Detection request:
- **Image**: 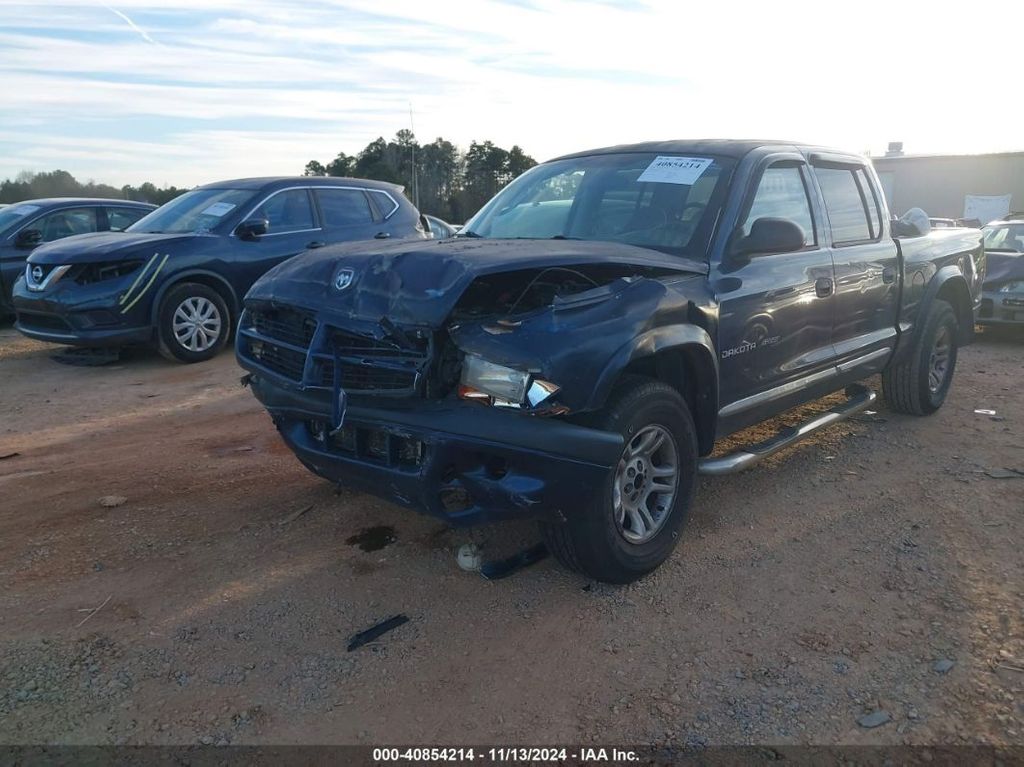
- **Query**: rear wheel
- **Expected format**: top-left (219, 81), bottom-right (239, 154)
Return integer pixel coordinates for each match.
top-left (882, 298), bottom-right (958, 415)
top-left (540, 378), bottom-right (698, 584)
top-left (157, 282), bottom-right (230, 363)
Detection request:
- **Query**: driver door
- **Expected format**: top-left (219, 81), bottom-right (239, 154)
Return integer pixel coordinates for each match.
top-left (233, 188), bottom-right (322, 292)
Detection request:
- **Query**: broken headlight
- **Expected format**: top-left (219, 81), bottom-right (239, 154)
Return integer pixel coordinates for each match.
top-left (458, 354), bottom-right (560, 409)
top-left (75, 260), bottom-right (144, 286)
top-left (459, 355), bottom-right (530, 404)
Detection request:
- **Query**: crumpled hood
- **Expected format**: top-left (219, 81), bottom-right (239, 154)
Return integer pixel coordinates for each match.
top-left (246, 237), bottom-right (707, 327)
top-left (27, 231), bottom-right (206, 265)
top-left (984, 252), bottom-right (1024, 288)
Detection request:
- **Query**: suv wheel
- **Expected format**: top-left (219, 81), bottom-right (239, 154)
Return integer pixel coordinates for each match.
top-left (157, 283), bottom-right (230, 363)
top-left (540, 378), bottom-right (698, 584)
top-left (882, 298), bottom-right (958, 415)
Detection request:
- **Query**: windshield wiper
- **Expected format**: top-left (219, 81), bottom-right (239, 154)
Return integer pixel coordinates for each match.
top-left (550, 234), bottom-right (581, 240)
top-left (455, 229), bottom-right (482, 238)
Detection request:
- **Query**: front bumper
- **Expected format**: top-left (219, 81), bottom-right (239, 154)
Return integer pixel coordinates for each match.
top-left (246, 371), bottom-right (624, 526)
top-left (976, 289), bottom-right (1024, 326)
top-left (12, 277), bottom-right (153, 347)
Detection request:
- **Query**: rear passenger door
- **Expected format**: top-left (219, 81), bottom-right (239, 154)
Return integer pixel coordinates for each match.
top-left (314, 187), bottom-right (385, 244)
top-left (714, 155), bottom-right (837, 414)
top-left (810, 158), bottom-right (899, 372)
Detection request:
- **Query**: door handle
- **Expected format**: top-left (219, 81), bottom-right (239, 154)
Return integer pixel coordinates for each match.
top-left (882, 266), bottom-right (896, 284)
top-left (815, 277), bottom-right (834, 298)
top-left (306, 240), bottom-right (326, 249)
top-left (374, 232), bottom-right (391, 240)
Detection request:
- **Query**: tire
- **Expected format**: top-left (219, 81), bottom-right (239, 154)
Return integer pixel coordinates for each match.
top-left (882, 298), bottom-right (958, 415)
top-left (156, 282), bottom-right (231, 363)
top-left (540, 378), bottom-right (698, 584)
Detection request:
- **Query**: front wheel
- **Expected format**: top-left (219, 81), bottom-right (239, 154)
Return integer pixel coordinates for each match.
top-left (882, 298), bottom-right (958, 415)
top-left (156, 283), bottom-right (230, 363)
top-left (540, 379), bottom-right (698, 584)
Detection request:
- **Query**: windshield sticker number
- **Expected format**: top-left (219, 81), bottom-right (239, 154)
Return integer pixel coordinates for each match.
top-left (638, 156), bottom-right (713, 186)
top-left (200, 202), bottom-right (237, 217)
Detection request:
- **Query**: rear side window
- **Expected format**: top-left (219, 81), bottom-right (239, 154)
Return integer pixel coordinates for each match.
top-left (855, 168), bottom-right (883, 238)
top-left (253, 189), bottom-right (315, 234)
top-left (316, 189), bottom-right (374, 226)
top-left (107, 206), bottom-right (148, 231)
top-left (815, 167), bottom-right (873, 244)
top-left (743, 165), bottom-right (816, 247)
top-left (33, 207), bottom-right (99, 242)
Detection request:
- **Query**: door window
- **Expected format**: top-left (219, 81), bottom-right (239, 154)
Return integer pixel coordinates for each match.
top-left (253, 189), bottom-right (315, 234)
top-left (855, 168), bottom-right (883, 238)
top-left (815, 167), bottom-right (873, 244)
top-left (107, 207), bottom-right (149, 231)
top-left (316, 189), bottom-right (374, 227)
top-left (32, 207), bottom-right (100, 242)
top-left (742, 165), bottom-right (816, 247)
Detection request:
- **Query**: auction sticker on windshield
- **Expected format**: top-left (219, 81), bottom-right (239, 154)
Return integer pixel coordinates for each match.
top-left (638, 156), bottom-right (712, 185)
top-left (201, 202), bottom-right (236, 217)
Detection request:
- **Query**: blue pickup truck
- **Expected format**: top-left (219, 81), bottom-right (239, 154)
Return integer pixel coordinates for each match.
top-left (236, 140), bottom-right (983, 583)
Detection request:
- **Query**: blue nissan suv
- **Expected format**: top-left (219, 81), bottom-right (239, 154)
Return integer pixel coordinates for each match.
top-left (0, 198), bottom-right (155, 315)
top-left (13, 177), bottom-right (425, 362)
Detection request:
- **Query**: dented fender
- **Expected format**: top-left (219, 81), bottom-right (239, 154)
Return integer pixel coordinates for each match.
top-left (450, 276), bottom-right (695, 412)
top-left (588, 323), bottom-right (719, 411)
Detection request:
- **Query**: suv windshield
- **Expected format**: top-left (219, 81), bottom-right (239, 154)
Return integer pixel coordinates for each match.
top-left (982, 223), bottom-right (1024, 252)
top-left (128, 188), bottom-right (254, 234)
top-left (460, 152), bottom-right (734, 257)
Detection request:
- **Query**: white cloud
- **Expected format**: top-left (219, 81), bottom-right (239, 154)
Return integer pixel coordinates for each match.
top-left (0, 0), bottom-right (1020, 186)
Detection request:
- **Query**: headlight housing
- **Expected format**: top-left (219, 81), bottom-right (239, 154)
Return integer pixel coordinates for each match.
top-left (459, 355), bottom-right (531, 405)
top-left (458, 354), bottom-right (561, 409)
top-left (75, 260), bottom-right (144, 285)
top-left (999, 281), bottom-right (1024, 293)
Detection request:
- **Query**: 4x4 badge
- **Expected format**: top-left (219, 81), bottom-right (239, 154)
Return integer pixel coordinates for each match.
top-left (334, 268), bottom-right (355, 291)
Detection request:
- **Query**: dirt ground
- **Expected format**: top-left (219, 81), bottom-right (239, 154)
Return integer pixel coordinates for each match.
top-left (0, 323), bottom-right (1022, 748)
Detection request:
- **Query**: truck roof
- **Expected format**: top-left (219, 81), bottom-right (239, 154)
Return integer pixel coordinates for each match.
top-left (551, 139), bottom-right (855, 163)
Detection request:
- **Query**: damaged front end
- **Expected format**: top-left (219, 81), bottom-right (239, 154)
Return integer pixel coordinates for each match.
top-left (236, 238), bottom-right (705, 525)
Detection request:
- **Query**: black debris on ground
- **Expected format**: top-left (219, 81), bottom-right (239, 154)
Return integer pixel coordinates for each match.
top-left (51, 347), bottom-right (122, 367)
top-left (347, 614), bottom-right (409, 652)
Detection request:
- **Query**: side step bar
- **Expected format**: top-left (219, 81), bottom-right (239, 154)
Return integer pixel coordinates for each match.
top-left (698, 384), bottom-right (877, 476)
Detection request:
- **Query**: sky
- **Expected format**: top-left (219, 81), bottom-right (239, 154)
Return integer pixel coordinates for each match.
top-left (1, 0), bottom-right (1020, 188)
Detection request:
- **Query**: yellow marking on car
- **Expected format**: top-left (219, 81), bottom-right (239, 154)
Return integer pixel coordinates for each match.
top-left (119, 252), bottom-right (158, 306)
top-left (120, 253), bottom-right (168, 314)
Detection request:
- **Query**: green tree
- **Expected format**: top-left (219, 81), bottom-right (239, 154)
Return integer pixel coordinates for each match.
top-left (0, 170), bottom-right (186, 205)
top-left (304, 160), bottom-right (327, 176)
top-left (325, 152), bottom-right (354, 177)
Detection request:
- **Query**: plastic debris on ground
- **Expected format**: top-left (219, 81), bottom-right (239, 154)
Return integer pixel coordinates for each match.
top-left (456, 543), bottom-right (483, 572)
top-left (51, 347), bottom-right (122, 367)
top-left (347, 614), bottom-right (409, 652)
top-left (480, 543), bottom-right (548, 580)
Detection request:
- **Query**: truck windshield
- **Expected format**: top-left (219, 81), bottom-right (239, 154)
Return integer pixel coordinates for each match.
top-left (982, 224), bottom-right (1024, 253)
top-left (128, 188), bottom-right (254, 234)
top-left (460, 152), bottom-right (733, 258)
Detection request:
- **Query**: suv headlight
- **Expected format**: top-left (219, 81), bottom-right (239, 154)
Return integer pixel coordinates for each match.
top-left (458, 354), bottom-right (561, 409)
top-left (999, 281), bottom-right (1024, 293)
